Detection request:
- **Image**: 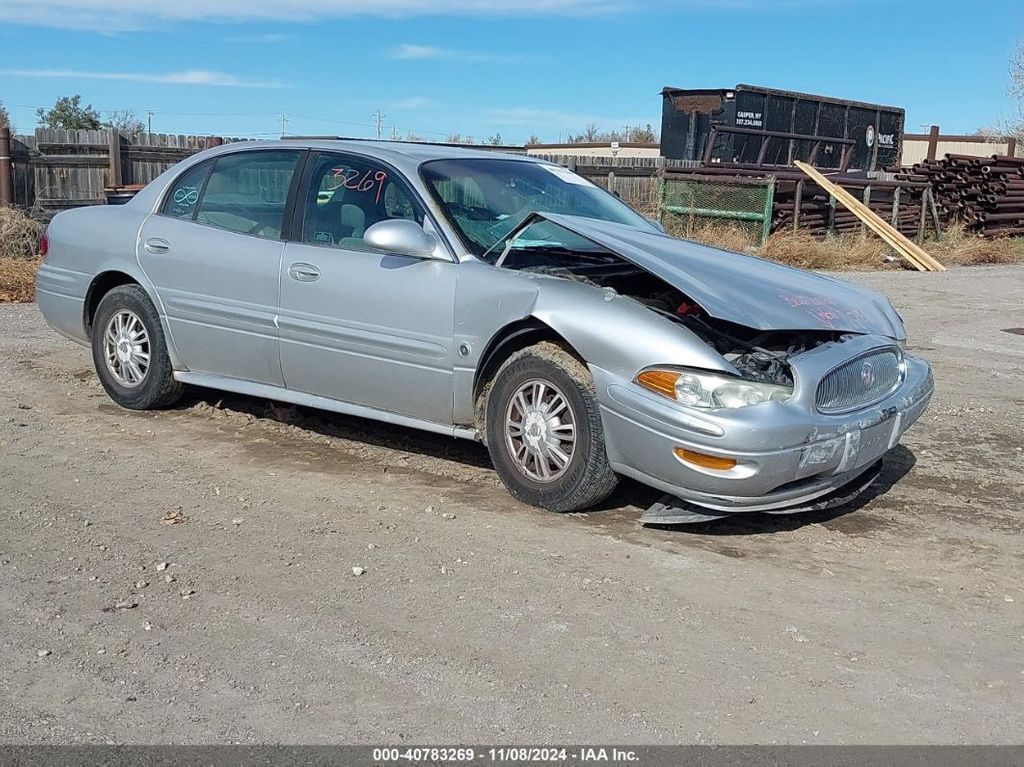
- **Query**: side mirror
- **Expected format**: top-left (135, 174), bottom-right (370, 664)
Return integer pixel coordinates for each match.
top-left (647, 218), bottom-right (666, 234)
top-left (363, 219), bottom-right (438, 259)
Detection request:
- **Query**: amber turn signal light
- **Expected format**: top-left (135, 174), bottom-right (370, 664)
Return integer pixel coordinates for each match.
top-left (674, 448), bottom-right (737, 471)
top-left (636, 369), bottom-right (680, 399)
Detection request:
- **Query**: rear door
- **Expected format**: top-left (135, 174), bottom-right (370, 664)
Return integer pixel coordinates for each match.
top-left (277, 151), bottom-right (458, 425)
top-left (137, 149), bottom-right (303, 385)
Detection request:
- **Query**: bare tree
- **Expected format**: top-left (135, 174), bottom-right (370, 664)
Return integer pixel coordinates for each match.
top-left (104, 110), bottom-right (146, 135)
top-left (526, 134), bottom-right (542, 146)
top-left (0, 99), bottom-right (11, 132)
top-left (1009, 42), bottom-right (1024, 142)
top-left (980, 42), bottom-right (1024, 149)
top-left (567, 122), bottom-right (658, 144)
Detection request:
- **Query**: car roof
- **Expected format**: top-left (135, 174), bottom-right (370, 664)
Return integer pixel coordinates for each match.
top-left (213, 138), bottom-right (543, 166)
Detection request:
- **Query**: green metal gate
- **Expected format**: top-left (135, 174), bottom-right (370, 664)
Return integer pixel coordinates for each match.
top-left (659, 174), bottom-right (776, 246)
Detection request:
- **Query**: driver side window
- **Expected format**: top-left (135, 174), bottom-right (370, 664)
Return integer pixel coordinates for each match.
top-left (300, 153), bottom-right (424, 250)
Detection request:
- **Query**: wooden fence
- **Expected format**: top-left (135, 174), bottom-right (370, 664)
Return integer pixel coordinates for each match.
top-left (0, 133), bottom-right (935, 241)
top-left (6, 129), bottom-right (240, 212)
top-left (531, 154), bottom-right (701, 216)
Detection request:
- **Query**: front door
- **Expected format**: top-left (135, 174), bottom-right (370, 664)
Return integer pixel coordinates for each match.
top-left (277, 151), bottom-right (458, 425)
top-left (137, 149), bottom-right (302, 386)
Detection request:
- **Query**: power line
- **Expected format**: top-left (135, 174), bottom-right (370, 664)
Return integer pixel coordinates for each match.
top-left (372, 109), bottom-right (386, 141)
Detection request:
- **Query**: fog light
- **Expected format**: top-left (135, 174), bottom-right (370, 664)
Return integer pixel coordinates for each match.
top-left (674, 448), bottom-right (737, 471)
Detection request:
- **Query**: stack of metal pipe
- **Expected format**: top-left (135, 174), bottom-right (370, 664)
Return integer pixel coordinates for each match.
top-left (900, 153), bottom-right (1024, 237)
top-left (772, 178), bottom-right (928, 238)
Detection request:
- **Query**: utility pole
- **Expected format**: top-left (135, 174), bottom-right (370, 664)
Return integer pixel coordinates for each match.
top-left (372, 110), bottom-right (386, 140)
top-left (280, 110), bottom-right (289, 137)
top-left (146, 110), bottom-right (154, 135)
top-left (391, 124), bottom-right (400, 141)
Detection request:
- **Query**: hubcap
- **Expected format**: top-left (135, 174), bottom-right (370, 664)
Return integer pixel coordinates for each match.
top-left (504, 379), bottom-right (577, 483)
top-left (103, 310), bottom-right (150, 388)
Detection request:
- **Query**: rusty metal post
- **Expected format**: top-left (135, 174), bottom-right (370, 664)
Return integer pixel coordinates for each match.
top-left (917, 187), bottom-right (928, 244)
top-left (926, 125), bottom-right (940, 162)
top-left (792, 179), bottom-right (804, 231)
top-left (0, 127), bottom-right (13, 206)
top-left (861, 185), bottom-right (871, 239)
top-left (1008, 136), bottom-right (1018, 158)
top-left (107, 129), bottom-right (123, 189)
top-left (208, 136), bottom-right (224, 148)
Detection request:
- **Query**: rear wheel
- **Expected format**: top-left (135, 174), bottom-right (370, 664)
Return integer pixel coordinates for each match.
top-left (485, 342), bottom-right (618, 512)
top-left (91, 284), bottom-right (183, 410)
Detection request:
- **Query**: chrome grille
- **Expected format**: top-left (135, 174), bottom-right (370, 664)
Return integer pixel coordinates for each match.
top-left (816, 349), bottom-right (902, 413)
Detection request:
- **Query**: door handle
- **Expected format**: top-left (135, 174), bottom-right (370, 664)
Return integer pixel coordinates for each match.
top-left (144, 237), bottom-right (170, 254)
top-left (288, 263), bottom-right (321, 282)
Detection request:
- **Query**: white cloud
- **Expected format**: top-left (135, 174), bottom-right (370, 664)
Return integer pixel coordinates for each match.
top-left (390, 44), bottom-right (522, 63)
top-left (0, 0), bottom-right (631, 31)
top-left (2, 68), bottom-right (286, 88)
top-left (222, 32), bottom-right (290, 43)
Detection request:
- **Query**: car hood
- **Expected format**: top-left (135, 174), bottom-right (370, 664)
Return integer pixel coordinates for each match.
top-left (535, 213), bottom-right (906, 339)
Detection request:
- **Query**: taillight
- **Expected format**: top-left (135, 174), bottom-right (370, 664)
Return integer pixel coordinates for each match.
top-left (39, 233), bottom-right (49, 257)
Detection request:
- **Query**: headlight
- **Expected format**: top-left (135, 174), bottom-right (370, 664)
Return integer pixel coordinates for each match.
top-left (636, 368), bottom-right (792, 409)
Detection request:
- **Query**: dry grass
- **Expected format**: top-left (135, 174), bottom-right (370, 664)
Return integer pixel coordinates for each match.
top-left (0, 256), bottom-right (41, 302)
top-left (663, 216), bottom-right (1024, 271)
top-left (0, 206), bottom-right (44, 260)
top-left (0, 207), bottom-right (44, 302)
top-left (925, 224), bottom-right (1024, 266)
top-left (762, 230), bottom-right (893, 271)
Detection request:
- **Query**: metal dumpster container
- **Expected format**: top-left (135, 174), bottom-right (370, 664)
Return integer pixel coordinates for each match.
top-left (661, 84), bottom-right (905, 172)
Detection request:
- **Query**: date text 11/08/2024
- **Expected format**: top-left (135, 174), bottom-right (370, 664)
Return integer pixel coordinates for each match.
top-left (372, 747), bottom-right (639, 763)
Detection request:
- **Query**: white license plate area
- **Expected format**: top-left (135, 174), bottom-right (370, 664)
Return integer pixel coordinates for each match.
top-left (854, 417), bottom-right (899, 468)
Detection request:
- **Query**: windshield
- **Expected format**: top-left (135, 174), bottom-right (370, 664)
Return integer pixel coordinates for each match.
top-left (420, 158), bottom-right (653, 257)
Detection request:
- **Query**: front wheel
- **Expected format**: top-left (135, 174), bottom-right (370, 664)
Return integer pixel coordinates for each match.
top-left (91, 284), bottom-right (184, 410)
top-left (484, 342), bottom-right (618, 512)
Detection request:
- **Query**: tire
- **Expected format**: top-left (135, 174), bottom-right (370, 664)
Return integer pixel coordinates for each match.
top-left (91, 284), bottom-right (184, 410)
top-left (484, 342), bottom-right (618, 512)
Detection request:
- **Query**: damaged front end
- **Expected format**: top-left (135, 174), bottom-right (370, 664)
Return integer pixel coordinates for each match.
top-left (490, 213), bottom-right (933, 523)
top-left (490, 212), bottom-right (850, 393)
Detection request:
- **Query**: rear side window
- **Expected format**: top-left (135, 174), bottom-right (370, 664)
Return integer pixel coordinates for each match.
top-left (194, 150), bottom-right (301, 240)
top-left (162, 159), bottom-right (212, 220)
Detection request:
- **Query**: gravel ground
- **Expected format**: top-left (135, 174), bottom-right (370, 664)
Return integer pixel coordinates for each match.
top-left (1, 265), bottom-right (1022, 744)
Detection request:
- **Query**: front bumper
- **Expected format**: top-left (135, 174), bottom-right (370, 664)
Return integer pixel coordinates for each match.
top-left (594, 339), bottom-right (934, 514)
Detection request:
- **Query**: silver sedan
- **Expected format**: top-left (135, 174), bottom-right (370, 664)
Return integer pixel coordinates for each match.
top-left (36, 140), bottom-right (933, 523)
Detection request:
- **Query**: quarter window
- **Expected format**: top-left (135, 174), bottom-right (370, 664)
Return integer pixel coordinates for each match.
top-left (194, 150), bottom-right (300, 240)
top-left (301, 153), bottom-right (423, 250)
top-left (162, 159), bottom-right (212, 220)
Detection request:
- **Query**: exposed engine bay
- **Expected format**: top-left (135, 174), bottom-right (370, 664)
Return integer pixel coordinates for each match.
top-left (506, 248), bottom-right (846, 387)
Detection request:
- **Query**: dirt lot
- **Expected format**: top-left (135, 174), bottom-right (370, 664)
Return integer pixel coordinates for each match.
top-left (1, 266), bottom-right (1022, 744)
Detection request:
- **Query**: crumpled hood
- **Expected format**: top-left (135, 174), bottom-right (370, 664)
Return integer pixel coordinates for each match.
top-left (537, 213), bottom-right (906, 339)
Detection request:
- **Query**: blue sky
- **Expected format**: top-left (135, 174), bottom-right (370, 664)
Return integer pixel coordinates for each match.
top-left (1, 0), bottom-right (1022, 144)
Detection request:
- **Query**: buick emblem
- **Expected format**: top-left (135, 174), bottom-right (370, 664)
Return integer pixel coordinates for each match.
top-left (861, 361), bottom-right (876, 389)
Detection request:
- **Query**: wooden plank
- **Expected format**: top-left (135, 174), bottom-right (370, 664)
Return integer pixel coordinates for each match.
top-left (796, 163), bottom-right (932, 271)
top-left (29, 156), bottom-right (108, 168)
top-left (794, 161), bottom-right (945, 272)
